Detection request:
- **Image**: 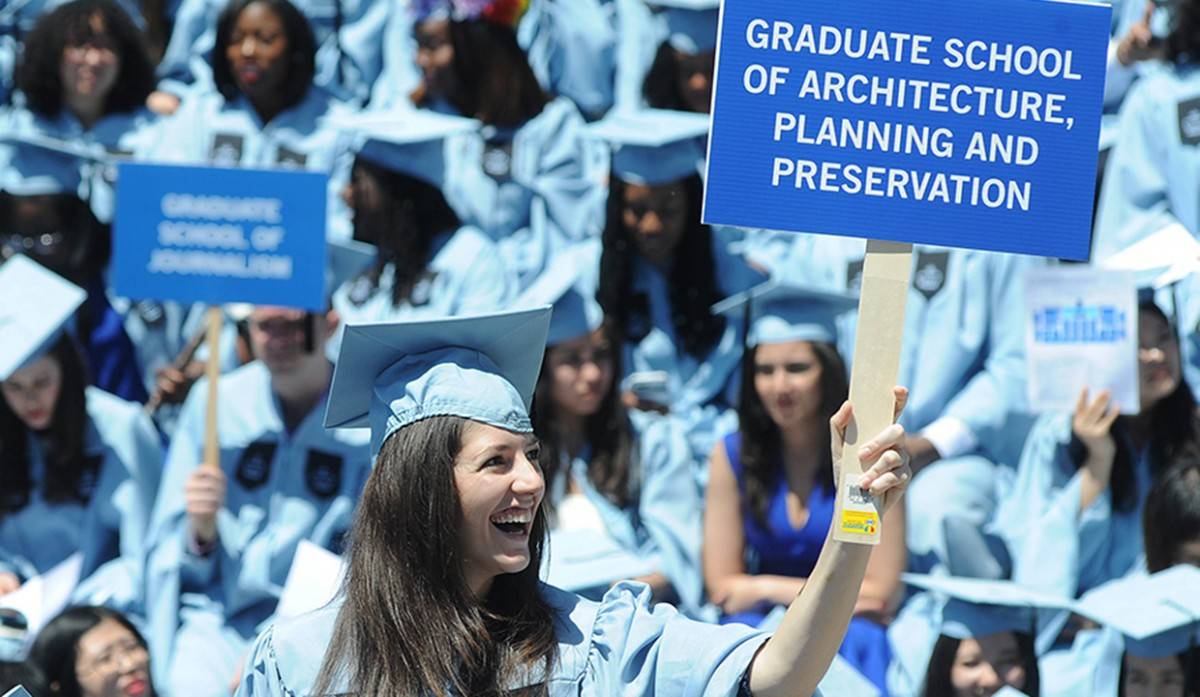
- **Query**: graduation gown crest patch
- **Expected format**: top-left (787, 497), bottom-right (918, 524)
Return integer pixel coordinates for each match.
top-left (913, 251), bottom-right (949, 301)
top-left (1179, 97), bottom-right (1200, 147)
top-left (236, 441), bottom-right (277, 490)
top-left (305, 451), bottom-right (343, 499)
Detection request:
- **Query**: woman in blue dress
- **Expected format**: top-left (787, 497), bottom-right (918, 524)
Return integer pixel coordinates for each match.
top-left (521, 245), bottom-right (704, 614)
top-left (2, 0), bottom-right (159, 222)
top-left (410, 0), bottom-right (604, 289)
top-left (236, 306), bottom-right (915, 696)
top-left (0, 257), bottom-right (160, 603)
top-left (702, 281), bottom-right (904, 694)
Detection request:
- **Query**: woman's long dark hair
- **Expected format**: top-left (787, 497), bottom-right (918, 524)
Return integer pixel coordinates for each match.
top-left (1144, 460), bottom-right (1200, 573)
top-left (348, 158), bottom-right (460, 309)
top-left (922, 633), bottom-right (1041, 697)
top-left (597, 175), bottom-right (726, 360)
top-left (313, 416), bottom-right (558, 696)
top-left (1167, 0), bottom-right (1200, 64)
top-left (0, 335), bottom-right (91, 515)
top-left (1072, 303), bottom-right (1200, 512)
top-left (427, 18), bottom-right (548, 127)
top-left (28, 605), bottom-right (152, 697)
top-left (211, 0), bottom-right (317, 110)
top-left (736, 341), bottom-right (847, 526)
top-left (17, 0), bottom-right (156, 119)
top-left (530, 321), bottom-right (637, 509)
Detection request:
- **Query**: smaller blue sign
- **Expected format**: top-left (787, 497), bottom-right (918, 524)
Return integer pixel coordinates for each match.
top-left (702, 0), bottom-right (1111, 261)
top-left (113, 163), bottom-right (328, 311)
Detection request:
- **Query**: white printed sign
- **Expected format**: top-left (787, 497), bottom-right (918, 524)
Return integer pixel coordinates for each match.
top-left (1025, 267), bottom-right (1138, 414)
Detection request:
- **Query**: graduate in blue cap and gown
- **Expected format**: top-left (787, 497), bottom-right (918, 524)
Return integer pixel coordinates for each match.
top-left (991, 294), bottom-right (1200, 655)
top-left (704, 280), bottom-right (902, 693)
top-left (613, 0), bottom-right (716, 113)
top-left (139, 299), bottom-right (371, 697)
top-left (139, 0), bottom-right (353, 233)
top-left (0, 255), bottom-right (160, 603)
top-left (154, 0), bottom-right (402, 108)
top-left (887, 574), bottom-right (1055, 697)
top-left (1066, 566), bottom-right (1200, 697)
top-left (750, 232), bottom-right (1037, 579)
top-left (517, 0), bottom-right (617, 120)
top-left (234, 305), bottom-right (916, 696)
top-left (409, 0), bottom-right (607, 289)
top-left (0, 0), bottom-right (159, 223)
top-left (517, 241), bottom-right (705, 616)
top-left (590, 108), bottom-right (765, 471)
top-left (0, 170), bottom-right (147, 404)
top-left (330, 110), bottom-right (515, 328)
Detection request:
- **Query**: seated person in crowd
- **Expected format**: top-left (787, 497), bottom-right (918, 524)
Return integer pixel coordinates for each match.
top-left (331, 112), bottom-right (514, 327)
top-left (992, 295), bottom-right (1200, 650)
top-left (1, 0), bottom-right (159, 223)
top-left (0, 179), bottom-right (146, 403)
top-left (520, 243), bottom-right (704, 615)
top-left (752, 234), bottom-right (1037, 578)
top-left (29, 605), bottom-right (156, 697)
top-left (155, 0), bottom-right (403, 108)
top-left (0, 256), bottom-right (160, 603)
top-left (703, 281), bottom-right (902, 692)
top-left (592, 109), bottom-right (764, 471)
top-left (411, 0), bottom-right (605, 289)
top-left (613, 0), bottom-right (716, 113)
top-left (140, 304), bottom-right (371, 697)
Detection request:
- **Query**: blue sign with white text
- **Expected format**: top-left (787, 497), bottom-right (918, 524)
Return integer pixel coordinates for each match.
top-left (702, 0), bottom-right (1111, 261)
top-left (113, 163), bottom-right (328, 311)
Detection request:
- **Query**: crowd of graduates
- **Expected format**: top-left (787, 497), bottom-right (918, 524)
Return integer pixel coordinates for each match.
top-left (1, 0), bottom-right (1200, 695)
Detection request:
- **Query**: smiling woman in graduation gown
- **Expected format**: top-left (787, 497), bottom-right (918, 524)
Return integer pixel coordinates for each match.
top-left (234, 306), bottom-right (914, 697)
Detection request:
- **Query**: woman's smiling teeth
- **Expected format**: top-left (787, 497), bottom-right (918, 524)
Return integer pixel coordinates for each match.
top-left (490, 508), bottom-right (532, 535)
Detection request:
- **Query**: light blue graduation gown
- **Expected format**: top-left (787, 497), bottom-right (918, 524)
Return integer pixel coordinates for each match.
top-left (0, 105), bottom-right (159, 222)
top-left (550, 410), bottom-right (703, 616)
top-left (441, 97), bottom-right (608, 290)
top-left (623, 239), bottom-right (763, 472)
top-left (141, 361), bottom-right (371, 697)
top-left (236, 582), bottom-right (771, 697)
top-left (612, 0), bottom-right (665, 112)
top-left (991, 412), bottom-right (1150, 650)
top-left (156, 0), bottom-right (401, 106)
top-left (331, 225), bottom-right (515, 328)
top-left (518, 0), bottom-right (617, 119)
top-left (1094, 66), bottom-right (1200, 262)
top-left (0, 388), bottom-right (160, 596)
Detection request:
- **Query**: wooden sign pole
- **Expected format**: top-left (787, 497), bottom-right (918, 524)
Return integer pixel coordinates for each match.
top-left (202, 307), bottom-right (223, 468)
top-left (832, 240), bottom-right (913, 545)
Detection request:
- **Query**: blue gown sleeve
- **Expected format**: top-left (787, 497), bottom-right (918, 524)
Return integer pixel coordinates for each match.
top-left (612, 0), bottom-right (661, 112)
top-left (517, 0), bottom-right (616, 119)
top-left (367, 0), bottom-right (420, 109)
top-left (235, 625), bottom-right (287, 697)
top-left (939, 253), bottom-right (1036, 442)
top-left (453, 230), bottom-right (517, 314)
top-left (583, 582), bottom-right (770, 696)
top-left (631, 412), bottom-right (704, 615)
top-left (1094, 75), bottom-right (1178, 261)
top-left (155, 0), bottom-right (218, 97)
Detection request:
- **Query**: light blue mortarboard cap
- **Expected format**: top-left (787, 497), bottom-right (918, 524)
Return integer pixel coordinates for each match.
top-left (1074, 566), bottom-right (1200, 659)
top-left (326, 238), bottom-right (376, 300)
top-left (712, 279), bottom-right (858, 347)
top-left (904, 573), bottom-right (1074, 641)
top-left (0, 132), bottom-right (91, 196)
top-left (0, 255), bottom-right (87, 380)
top-left (651, 0), bottom-right (719, 54)
top-left (329, 110), bottom-right (480, 191)
top-left (588, 109), bottom-right (709, 186)
top-left (513, 240), bottom-right (603, 347)
top-left (325, 307), bottom-right (551, 457)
